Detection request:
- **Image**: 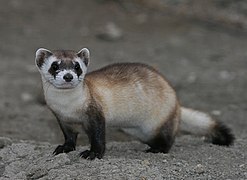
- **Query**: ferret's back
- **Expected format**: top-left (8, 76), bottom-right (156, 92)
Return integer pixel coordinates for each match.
top-left (86, 63), bottom-right (166, 84)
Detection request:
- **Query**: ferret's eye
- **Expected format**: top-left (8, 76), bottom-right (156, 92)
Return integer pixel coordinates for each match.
top-left (51, 62), bottom-right (59, 71)
top-left (74, 63), bottom-right (80, 70)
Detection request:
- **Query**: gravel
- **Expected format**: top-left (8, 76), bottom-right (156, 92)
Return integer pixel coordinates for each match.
top-left (0, 138), bottom-right (246, 179)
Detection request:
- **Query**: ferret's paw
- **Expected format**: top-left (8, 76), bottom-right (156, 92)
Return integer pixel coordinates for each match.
top-left (53, 144), bottom-right (75, 155)
top-left (79, 150), bottom-right (103, 160)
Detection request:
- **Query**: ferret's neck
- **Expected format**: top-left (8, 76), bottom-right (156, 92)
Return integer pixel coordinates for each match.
top-left (42, 78), bottom-right (90, 109)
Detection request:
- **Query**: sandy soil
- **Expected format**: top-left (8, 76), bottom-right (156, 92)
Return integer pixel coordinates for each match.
top-left (0, 0), bottom-right (246, 179)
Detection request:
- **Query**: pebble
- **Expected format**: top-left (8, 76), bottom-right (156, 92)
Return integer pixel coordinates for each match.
top-left (162, 159), bottom-right (168, 163)
top-left (244, 172), bottom-right (247, 177)
top-left (239, 164), bottom-right (245, 168)
top-left (97, 22), bottom-right (123, 41)
top-left (194, 164), bottom-right (205, 174)
top-left (211, 110), bottom-right (222, 116)
top-left (219, 70), bottom-right (235, 80)
top-left (142, 159), bottom-right (150, 166)
top-left (187, 72), bottom-right (197, 83)
top-left (21, 92), bottom-right (33, 102)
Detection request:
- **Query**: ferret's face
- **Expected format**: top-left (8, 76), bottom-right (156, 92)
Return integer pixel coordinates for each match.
top-left (35, 48), bottom-right (90, 89)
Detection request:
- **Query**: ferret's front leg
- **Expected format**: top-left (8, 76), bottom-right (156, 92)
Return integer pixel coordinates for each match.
top-left (53, 117), bottom-right (78, 155)
top-left (80, 104), bottom-right (105, 160)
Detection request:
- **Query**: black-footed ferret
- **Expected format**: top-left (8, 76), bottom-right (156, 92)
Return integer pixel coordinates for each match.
top-left (35, 48), bottom-right (234, 160)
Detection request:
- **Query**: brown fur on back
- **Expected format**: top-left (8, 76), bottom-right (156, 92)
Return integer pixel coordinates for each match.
top-left (86, 63), bottom-right (164, 82)
top-left (84, 63), bottom-right (178, 140)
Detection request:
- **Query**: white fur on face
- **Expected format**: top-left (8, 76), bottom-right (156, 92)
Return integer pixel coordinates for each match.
top-left (51, 69), bottom-right (81, 89)
top-left (40, 56), bottom-right (87, 89)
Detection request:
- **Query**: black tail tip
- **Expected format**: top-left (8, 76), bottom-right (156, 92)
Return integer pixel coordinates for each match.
top-left (209, 122), bottom-right (235, 146)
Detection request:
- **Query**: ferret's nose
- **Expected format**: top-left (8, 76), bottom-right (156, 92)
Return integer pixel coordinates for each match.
top-left (63, 73), bottom-right (73, 82)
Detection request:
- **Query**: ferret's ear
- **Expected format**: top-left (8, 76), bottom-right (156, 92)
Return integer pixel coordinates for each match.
top-left (77, 48), bottom-right (90, 67)
top-left (35, 48), bottom-right (53, 69)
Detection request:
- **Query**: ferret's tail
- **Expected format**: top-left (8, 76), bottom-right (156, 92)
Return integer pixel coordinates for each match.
top-left (180, 107), bottom-right (234, 146)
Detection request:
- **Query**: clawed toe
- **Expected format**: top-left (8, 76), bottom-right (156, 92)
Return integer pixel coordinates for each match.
top-left (79, 150), bottom-right (103, 160)
top-left (53, 144), bottom-right (75, 155)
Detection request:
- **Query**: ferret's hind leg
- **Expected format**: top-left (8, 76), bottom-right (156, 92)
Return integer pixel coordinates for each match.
top-left (122, 122), bottom-right (175, 153)
top-left (144, 116), bottom-right (178, 154)
top-left (144, 128), bottom-right (174, 153)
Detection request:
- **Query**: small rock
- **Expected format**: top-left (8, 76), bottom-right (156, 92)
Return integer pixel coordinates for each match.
top-left (239, 164), bottom-right (245, 168)
top-left (162, 159), bottom-right (167, 163)
top-left (219, 70), bottom-right (235, 80)
top-left (97, 22), bottom-right (123, 41)
top-left (187, 72), bottom-right (197, 83)
top-left (140, 177), bottom-right (147, 180)
top-left (21, 92), bottom-right (33, 102)
top-left (142, 159), bottom-right (150, 166)
top-left (194, 164), bottom-right (205, 174)
top-left (0, 137), bottom-right (12, 148)
top-left (211, 110), bottom-right (222, 116)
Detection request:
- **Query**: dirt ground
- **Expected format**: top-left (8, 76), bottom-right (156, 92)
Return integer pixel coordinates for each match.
top-left (0, 0), bottom-right (246, 179)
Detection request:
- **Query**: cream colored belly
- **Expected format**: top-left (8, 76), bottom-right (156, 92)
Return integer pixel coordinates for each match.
top-left (101, 86), bottom-right (177, 131)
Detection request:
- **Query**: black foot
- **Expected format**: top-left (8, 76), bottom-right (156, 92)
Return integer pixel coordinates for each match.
top-left (53, 144), bottom-right (75, 155)
top-left (79, 150), bottom-right (103, 160)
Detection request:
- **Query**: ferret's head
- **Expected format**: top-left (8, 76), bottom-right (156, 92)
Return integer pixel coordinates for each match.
top-left (35, 48), bottom-right (89, 89)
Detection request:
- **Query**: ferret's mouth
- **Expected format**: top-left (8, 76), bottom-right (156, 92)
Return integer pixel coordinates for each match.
top-left (54, 82), bottom-right (77, 89)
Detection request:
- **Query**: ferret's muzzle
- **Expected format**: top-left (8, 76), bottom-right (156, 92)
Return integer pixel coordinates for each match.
top-left (63, 73), bottom-right (73, 82)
